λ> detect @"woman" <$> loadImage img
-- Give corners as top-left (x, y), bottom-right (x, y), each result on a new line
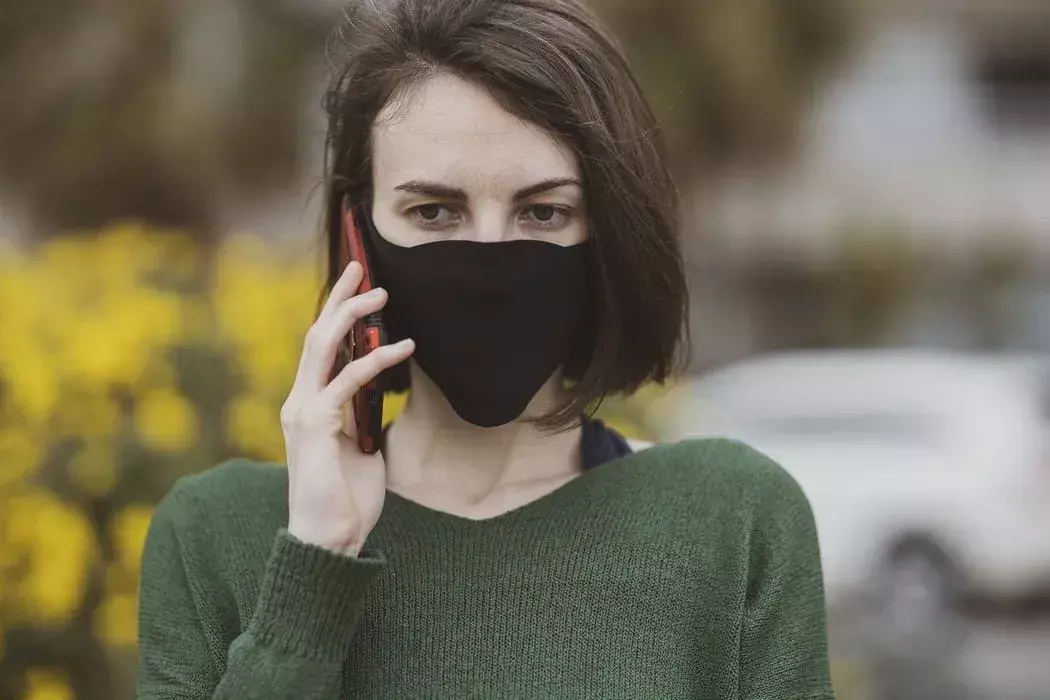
top-left (137, 0), bottom-right (835, 698)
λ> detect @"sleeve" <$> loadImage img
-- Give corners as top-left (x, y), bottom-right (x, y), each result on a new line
top-left (136, 486), bottom-right (385, 699)
top-left (737, 452), bottom-right (837, 700)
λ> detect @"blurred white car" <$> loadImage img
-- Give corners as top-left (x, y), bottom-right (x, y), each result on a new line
top-left (657, 350), bottom-right (1050, 616)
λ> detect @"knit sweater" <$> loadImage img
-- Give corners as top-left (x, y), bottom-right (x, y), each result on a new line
top-left (136, 437), bottom-right (835, 699)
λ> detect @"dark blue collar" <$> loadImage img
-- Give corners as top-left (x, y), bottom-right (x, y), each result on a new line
top-left (580, 417), bottom-right (633, 471)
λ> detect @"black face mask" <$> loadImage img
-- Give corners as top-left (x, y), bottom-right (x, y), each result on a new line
top-left (365, 215), bottom-right (593, 427)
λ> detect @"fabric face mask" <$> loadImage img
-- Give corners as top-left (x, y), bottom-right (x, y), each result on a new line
top-left (365, 216), bottom-right (593, 428)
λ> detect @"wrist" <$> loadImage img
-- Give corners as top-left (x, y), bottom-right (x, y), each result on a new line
top-left (287, 524), bottom-right (365, 557)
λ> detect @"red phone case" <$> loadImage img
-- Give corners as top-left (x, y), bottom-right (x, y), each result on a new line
top-left (341, 197), bottom-right (386, 454)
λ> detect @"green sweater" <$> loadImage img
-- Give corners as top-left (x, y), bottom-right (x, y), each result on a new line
top-left (136, 438), bottom-right (835, 699)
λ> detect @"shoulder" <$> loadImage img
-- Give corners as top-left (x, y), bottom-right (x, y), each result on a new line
top-left (631, 436), bottom-right (797, 487)
top-left (624, 437), bottom-right (812, 520)
top-left (162, 458), bottom-right (286, 514)
top-left (140, 460), bottom-right (287, 641)
top-left (150, 458), bottom-right (287, 545)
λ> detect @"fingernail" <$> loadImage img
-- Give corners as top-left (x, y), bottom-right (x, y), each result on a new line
top-left (367, 287), bottom-right (385, 297)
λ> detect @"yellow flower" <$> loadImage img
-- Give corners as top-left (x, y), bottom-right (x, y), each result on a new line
top-left (105, 560), bottom-right (133, 595)
top-left (179, 298), bottom-right (214, 345)
top-left (0, 424), bottom-right (43, 491)
top-left (153, 229), bottom-right (203, 283)
top-left (3, 490), bottom-right (97, 626)
top-left (383, 392), bottom-right (407, 427)
top-left (110, 504), bottom-right (154, 575)
top-left (0, 338), bottom-right (60, 426)
top-left (60, 290), bottom-right (178, 390)
top-left (238, 340), bottom-right (297, 398)
top-left (95, 221), bottom-right (165, 282)
top-left (42, 235), bottom-right (110, 289)
top-left (591, 381), bottom-right (679, 442)
top-left (135, 351), bottom-right (179, 396)
top-left (23, 668), bottom-right (73, 700)
top-left (68, 440), bottom-right (118, 498)
top-left (226, 393), bottom-right (284, 461)
top-left (50, 392), bottom-right (120, 442)
top-left (212, 234), bottom-right (321, 397)
top-left (135, 388), bottom-right (199, 453)
top-left (93, 591), bottom-right (138, 648)
top-left (92, 504), bottom-right (155, 648)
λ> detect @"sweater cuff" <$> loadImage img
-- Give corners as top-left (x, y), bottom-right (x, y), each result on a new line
top-left (247, 528), bottom-right (385, 662)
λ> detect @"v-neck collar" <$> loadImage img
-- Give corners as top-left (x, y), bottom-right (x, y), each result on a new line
top-left (380, 416), bottom-right (634, 525)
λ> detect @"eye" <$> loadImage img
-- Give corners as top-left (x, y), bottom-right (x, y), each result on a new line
top-left (409, 203), bottom-right (459, 230)
top-left (417, 204), bottom-right (442, 221)
top-left (531, 205), bottom-right (556, 222)
top-left (520, 204), bottom-right (571, 230)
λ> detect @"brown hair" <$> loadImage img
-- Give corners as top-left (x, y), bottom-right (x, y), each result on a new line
top-left (319, 0), bottom-right (688, 429)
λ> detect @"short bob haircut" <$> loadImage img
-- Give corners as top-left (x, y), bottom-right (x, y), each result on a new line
top-left (319, 0), bottom-right (689, 430)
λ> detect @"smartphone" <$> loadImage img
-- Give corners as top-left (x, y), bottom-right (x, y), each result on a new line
top-left (338, 195), bottom-right (386, 454)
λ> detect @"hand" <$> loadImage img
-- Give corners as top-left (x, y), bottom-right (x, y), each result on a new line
top-left (281, 260), bottom-right (414, 556)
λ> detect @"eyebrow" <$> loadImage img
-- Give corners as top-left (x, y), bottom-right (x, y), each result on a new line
top-left (393, 177), bottom-right (581, 203)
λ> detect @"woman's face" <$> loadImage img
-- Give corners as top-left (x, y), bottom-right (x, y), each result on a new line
top-left (370, 74), bottom-right (588, 247)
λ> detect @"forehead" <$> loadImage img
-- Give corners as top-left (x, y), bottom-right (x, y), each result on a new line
top-left (371, 73), bottom-right (579, 188)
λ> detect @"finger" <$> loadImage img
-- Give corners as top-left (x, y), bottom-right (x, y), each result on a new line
top-left (302, 288), bottom-right (390, 390)
top-left (293, 262), bottom-right (364, 387)
top-left (318, 260), bottom-right (363, 321)
top-left (321, 338), bottom-right (415, 408)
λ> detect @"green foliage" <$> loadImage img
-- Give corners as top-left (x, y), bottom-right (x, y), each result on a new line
top-left (0, 1), bottom-right (328, 238)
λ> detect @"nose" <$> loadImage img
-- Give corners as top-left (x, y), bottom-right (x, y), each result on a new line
top-left (471, 206), bottom-right (514, 243)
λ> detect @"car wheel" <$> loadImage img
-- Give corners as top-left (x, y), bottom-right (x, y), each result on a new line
top-left (871, 544), bottom-right (961, 656)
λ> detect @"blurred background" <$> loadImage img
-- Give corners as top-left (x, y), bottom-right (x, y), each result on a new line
top-left (1, 0), bottom-right (1049, 698)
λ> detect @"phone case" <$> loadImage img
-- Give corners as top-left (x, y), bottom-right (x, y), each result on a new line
top-left (341, 197), bottom-right (386, 454)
